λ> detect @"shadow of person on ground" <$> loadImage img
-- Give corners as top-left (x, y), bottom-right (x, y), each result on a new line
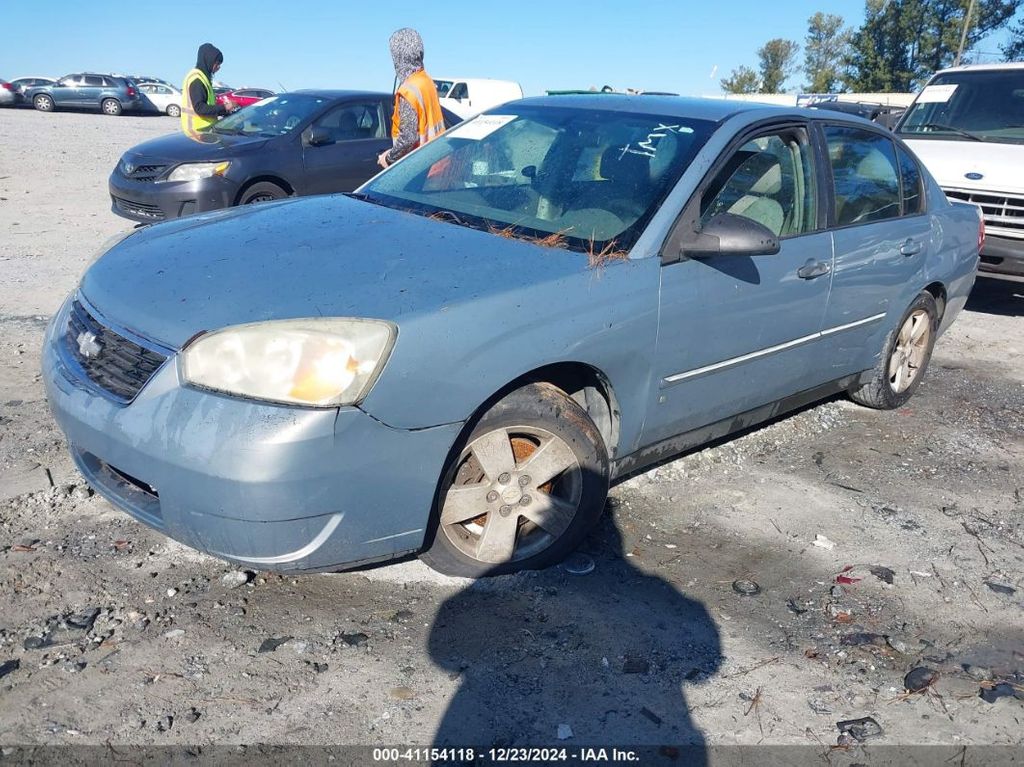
top-left (427, 512), bottom-right (722, 763)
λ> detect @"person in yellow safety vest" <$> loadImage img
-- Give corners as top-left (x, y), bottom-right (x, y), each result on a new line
top-left (377, 28), bottom-right (445, 169)
top-left (181, 43), bottom-right (237, 140)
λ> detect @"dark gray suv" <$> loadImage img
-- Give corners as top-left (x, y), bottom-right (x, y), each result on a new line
top-left (25, 73), bottom-right (140, 116)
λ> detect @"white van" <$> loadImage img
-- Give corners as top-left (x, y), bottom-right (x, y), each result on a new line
top-left (434, 78), bottom-right (523, 120)
top-left (895, 63), bottom-right (1024, 280)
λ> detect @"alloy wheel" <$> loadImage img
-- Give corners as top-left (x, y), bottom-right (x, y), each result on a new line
top-left (889, 309), bottom-right (931, 393)
top-left (440, 425), bottom-right (582, 564)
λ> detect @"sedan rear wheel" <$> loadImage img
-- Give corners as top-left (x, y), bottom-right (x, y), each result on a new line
top-left (848, 292), bottom-right (938, 409)
top-left (33, 94), bottom-right (54, 112)
top-left (422, 383), bottom-right (609, 577)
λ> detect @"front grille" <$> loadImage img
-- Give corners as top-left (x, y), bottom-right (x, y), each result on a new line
top-left (64, 300), bottom-right (167, 403)
top-left (944, 187), bottom-right (1024, 234)
top-left (127, 164), bottom-right (168, 181)
top-left (112, 195), bottom-right (165, 220)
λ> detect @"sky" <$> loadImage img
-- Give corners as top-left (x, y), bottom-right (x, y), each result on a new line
top-left (0, 0), bottom-right (1018, 97)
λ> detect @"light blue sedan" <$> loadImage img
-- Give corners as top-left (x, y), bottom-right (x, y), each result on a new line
top-left (43, 96), bottom-right (982, 577)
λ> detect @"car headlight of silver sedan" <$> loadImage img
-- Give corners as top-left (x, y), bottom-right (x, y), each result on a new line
top-left (162, 161), bottom-right (230, 183)
top-left (181, 319), bottom-right (396, 407)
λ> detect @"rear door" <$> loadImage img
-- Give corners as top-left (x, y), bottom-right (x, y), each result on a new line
top-left (300, 99), bottom-right (392, 194)
top-left (79, 74), bottom-right (105, 106)
top-left (646, 122), bottom-right (834, 444)
top-left (817, 123), bottom-right (931, 373)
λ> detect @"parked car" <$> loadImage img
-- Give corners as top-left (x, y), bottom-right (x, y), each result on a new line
top-left (25, 73), bottom-right (140, 115)
top-left (46, 96), bottom-right (980, 577)
top-left (137, 82), bottom-right (182, 117)
top-left (896, 62), bottom-right (1024, 279)
top-left (434, 77), bottom-right (523, 119)
top-left (0, 80), bottom-right (15, 106)
top-left (216, 87), bottom-right (275, 109)
top-left (4, 76), bottom-right (55, 105)
top-left (108, 90), bottom-right (459, 222)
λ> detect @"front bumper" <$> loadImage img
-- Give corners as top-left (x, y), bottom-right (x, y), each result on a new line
top-left (979, 234), bottom-right (1024, 278)
top-left (42, 297), bottom-right (463, 572)
top-left (108, 171), bottom-right (239, 223)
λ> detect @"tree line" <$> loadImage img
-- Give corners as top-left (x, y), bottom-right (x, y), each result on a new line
top-left (721, 0), bottom-right (1024, 95)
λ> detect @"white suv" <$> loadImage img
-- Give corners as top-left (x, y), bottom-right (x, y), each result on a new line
top-left (896, 62), bottom-right (1024, 280)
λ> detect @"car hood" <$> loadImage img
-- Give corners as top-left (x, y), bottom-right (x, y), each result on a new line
top-left (122, 131), bottom-right (271, 163)
top-left (902, 137), bottom-right (1024, 195)
top-left (80, 196), bottom-right (588, 349)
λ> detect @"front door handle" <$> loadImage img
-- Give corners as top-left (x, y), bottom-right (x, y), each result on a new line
top-left (900, 238), bottom-right (923, 256)
top-left (797, 259), bottom-right (831, 279)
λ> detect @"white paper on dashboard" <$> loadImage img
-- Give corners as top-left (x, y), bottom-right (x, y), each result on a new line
top-left (916, 84), bottom-right (958, 104)
top-left (447, 115), bottom-right (517, 140)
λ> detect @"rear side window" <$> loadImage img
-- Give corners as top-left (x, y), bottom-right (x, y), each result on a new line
top-left (897, 146), bottom-right (924, 215)
top-left (825, 126), bottom-right (901, 226)
top-left (83, 75), bottom-right (104, 87)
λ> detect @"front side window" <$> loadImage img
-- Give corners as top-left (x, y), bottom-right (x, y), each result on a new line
top-left (210, 94), bottom-right (330, 137)
top-left (700, 129), bottom-right (818, 237)
top-left (310, 101), bottom-right (387, 141)
top-left (59, 75), bottom-right (81, 86)
top-left (825, 126), bottom-right (901, 226)
top-left (360, 106), bottom-right (715, 252)
top-left (435, 80), bottom-right (454, 98)
top-left (449, 82), bottom-right (469, 100)
top-left (897, 69), bottom-right (1024, 144)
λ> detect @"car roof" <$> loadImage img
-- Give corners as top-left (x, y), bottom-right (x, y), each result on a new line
top-left (933, 61), bottom-right (1024, 74)
top-left (510, 94), bottom-right (806, 121)
top-left (290, 89), bottom-right (391, 99)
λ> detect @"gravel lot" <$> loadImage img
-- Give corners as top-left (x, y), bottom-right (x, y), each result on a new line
top-left (1, 108), bottom-right (1022, 758)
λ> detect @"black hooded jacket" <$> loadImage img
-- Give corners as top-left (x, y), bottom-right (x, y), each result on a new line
top-left (189, 43), bottom-right (227, 118)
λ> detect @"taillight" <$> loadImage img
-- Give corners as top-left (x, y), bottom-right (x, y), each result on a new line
top-left (127, 86), bottom-right (136, 97)
top-left (978, 214), bottom-right (985, 253)
top-left (1, 83), bottom-right (14, 91)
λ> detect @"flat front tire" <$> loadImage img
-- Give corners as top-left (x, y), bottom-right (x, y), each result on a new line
top-left (848, 291), bottom-right (939, 409)
top-left (240, 182), bottom-right (287, 205)
top-left (421, 383), bottom-right (609, 577)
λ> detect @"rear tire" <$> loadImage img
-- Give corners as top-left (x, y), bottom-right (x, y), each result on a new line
top-left (848, 292), bottom-right (938, 410)
top-left (166, 104), bottom-right (181, 118)
top-left (421, 383), bottom-right (610, 578)
top-left (33, 94), bottom-right (54, 112)
top-left (239, 182), bottom-right (287, 205)
top-left (101, 98), bottom-right (122, 116)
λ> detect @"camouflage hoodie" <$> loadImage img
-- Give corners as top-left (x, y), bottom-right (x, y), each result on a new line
top-left (386, 28), bottom-right (426, 163)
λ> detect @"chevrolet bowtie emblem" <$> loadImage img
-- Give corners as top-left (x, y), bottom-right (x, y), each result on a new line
top-left (77, 330), bottom-right (102, 358)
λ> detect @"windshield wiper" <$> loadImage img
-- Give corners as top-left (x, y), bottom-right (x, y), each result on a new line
top-left (918, 123), bottom-right (984, 141)
top-left (211, 126), bottom-right (241, 135)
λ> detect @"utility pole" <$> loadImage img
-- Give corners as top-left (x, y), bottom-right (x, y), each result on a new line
top-left (955, 0), bottom-right (978, 66)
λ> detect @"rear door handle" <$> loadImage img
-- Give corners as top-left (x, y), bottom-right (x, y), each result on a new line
top-left (900, 238), bottom-right (923, 256)
top-left (797, 259), bottom-right (831, 279)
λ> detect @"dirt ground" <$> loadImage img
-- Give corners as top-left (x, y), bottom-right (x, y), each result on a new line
top-left (0, 109), bottom-right (1022, 760)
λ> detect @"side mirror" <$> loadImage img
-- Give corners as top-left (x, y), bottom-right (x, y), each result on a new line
top-left (308, 127), bottom-right (333, 147)
top-left (521, 165), bottom-right (536, 180)
top-left (681, 213), bottom-right (780, 259)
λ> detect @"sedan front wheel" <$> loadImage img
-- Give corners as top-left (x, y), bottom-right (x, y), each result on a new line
top-left (421, 383), bottom-right (609, 577)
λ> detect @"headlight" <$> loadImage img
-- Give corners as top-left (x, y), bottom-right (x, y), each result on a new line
top-left (181, 319), bottom-right (397, 407)
top-left (163, 161), bottom-right (230, 183)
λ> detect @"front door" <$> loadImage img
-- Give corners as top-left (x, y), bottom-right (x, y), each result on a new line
top-left (300, 100), bottom-right (392, 194)
top-left (645, 124), bottom-right (834, 445)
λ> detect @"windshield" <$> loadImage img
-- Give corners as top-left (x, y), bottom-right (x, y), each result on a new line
top-left (898, 69), bottom-right (1024, 144)
top-left (358, 106), bottom-right (715, 252)
top-left (210, 94), bottom-right (328, 137)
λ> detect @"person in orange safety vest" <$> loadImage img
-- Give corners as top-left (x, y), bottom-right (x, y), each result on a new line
top-left (377, 28), bottom-right (445, 169)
